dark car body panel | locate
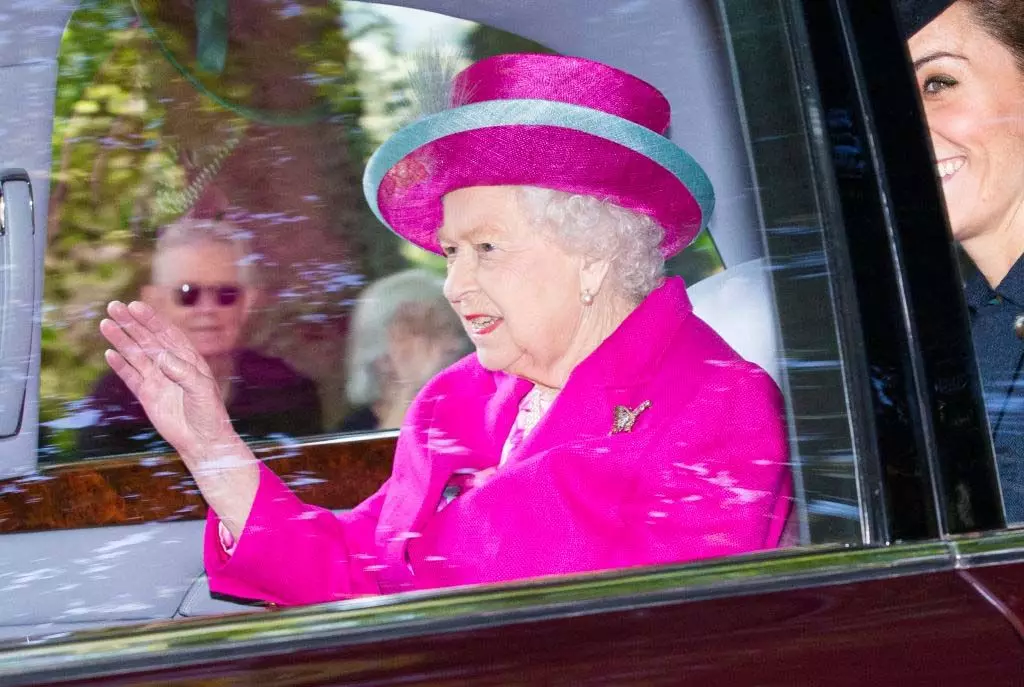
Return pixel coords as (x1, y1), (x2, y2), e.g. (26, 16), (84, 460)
(22, 569), (1024, 686)
(2, 542), (1023, 685)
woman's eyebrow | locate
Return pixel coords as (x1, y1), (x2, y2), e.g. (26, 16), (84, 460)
(468, 225), (503, 240)
(437, 228), (495, 249)
(443, 224), (502, 243)
(913, 51), (968, 71)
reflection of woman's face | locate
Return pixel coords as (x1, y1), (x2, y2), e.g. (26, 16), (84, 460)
(380, 301), (468, 388)
(145, 241), (250, 359)
(908, 2), (1024, 246)
(439, 186), (587, 386)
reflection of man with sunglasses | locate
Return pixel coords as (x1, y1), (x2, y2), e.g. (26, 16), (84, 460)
(77, 219), (322, 458)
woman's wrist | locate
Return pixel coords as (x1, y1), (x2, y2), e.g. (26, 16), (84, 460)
(179, 429), (249, 470)
(182, 434), (260, 539)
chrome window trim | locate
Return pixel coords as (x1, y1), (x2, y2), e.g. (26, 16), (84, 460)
(951, 529), (1024, 568)
(286, 429), (401, 448)
(0, 542), (953, 685)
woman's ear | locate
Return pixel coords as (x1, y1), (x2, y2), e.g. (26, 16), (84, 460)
(579, 255), (612, 298)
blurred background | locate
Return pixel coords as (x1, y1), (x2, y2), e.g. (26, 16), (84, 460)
(40, 0), (723, 461)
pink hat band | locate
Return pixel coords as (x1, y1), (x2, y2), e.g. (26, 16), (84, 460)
(452, 53), (671, 135)
(363, 53), (715, 258)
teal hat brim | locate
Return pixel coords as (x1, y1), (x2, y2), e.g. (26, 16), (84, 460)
(363, 99), (715, 247)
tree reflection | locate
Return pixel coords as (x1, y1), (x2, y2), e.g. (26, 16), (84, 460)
(43, 0), (392, 458)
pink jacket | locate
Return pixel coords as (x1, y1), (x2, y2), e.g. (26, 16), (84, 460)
(205, 278), (792, 606)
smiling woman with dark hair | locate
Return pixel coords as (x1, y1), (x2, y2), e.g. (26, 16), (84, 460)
(901, 0), (1024, 520)
(98, 53), (792, 606)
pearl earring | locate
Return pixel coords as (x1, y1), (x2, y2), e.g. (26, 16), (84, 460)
(581, 289), (594, 305)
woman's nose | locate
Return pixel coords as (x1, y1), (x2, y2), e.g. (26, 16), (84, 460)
(443, 255), (475, 303)
(194, 290), (224, 314)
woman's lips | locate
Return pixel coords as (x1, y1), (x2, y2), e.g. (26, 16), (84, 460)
(186, 326), (225, 343)
(465, 314), (502, 335)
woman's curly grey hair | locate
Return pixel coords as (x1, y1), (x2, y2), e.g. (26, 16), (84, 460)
(517, 187), (666, 302)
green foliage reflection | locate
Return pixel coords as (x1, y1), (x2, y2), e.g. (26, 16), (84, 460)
(41, 1), (719, 462)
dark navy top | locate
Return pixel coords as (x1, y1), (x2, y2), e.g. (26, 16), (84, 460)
(965, 255), (1024, 523)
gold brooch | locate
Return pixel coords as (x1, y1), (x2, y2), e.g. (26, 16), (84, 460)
(611, 400), (651, 434)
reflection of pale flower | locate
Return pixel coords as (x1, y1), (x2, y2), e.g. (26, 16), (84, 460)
(706, 471), (737, 489)
(723, 487), (768, 507)
(426, 436), (469, 455)
(673, 461), (709, 476)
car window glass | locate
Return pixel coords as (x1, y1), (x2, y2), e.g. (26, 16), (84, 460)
(41, 0), (732, 463)
(2, 0), (877, 639)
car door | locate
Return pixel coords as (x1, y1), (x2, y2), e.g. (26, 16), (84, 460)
(2, 0), (1024, 684)
(3, 0), (846, 639)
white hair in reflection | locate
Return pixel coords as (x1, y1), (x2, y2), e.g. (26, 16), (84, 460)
(151, 218), (255, 286)
(517, 187), (666, 303)
(345, 269), (467, 407)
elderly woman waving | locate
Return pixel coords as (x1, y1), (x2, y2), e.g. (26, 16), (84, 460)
(101, 54), (793, 606)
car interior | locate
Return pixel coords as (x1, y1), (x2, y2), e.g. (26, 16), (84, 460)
(0, 0), (862, 644)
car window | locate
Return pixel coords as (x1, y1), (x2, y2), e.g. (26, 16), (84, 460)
(2, 0), (891, 638)
(40, 0), (733, 463)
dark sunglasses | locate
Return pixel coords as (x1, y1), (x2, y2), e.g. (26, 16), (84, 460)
(173, 283), (243, 307)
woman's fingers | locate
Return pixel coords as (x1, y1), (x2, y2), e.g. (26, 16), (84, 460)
(105, 301), (164, 363)
(106, 300), (197, 372)
(127, 301), (209, 374)
(125, 300), (171, 339)
(104, 348), (143, 396)
(112, 300), (215, 393)
(99, 316), (157, 378)
(156, 349), (215, 398)
(107, 300), (166, 356)
(102, 300), (218, 410)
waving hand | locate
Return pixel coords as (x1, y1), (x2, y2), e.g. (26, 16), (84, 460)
(100, 301), (259, 536)
(100, 300), (235, 461)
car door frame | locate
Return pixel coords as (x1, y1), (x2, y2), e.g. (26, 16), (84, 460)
(2, 0), (1023, 682)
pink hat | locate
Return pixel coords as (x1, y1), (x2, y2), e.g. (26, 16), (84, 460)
(362, 53), (715, 258)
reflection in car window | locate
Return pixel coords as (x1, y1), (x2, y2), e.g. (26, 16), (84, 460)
(44, 0), (360, 459)
(41, 0), (725, 462)
(340, 269), (472, 432)
(41, 2), (520, 459)
(8, 0), (875, 628)
(76, 218), (324, 457)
